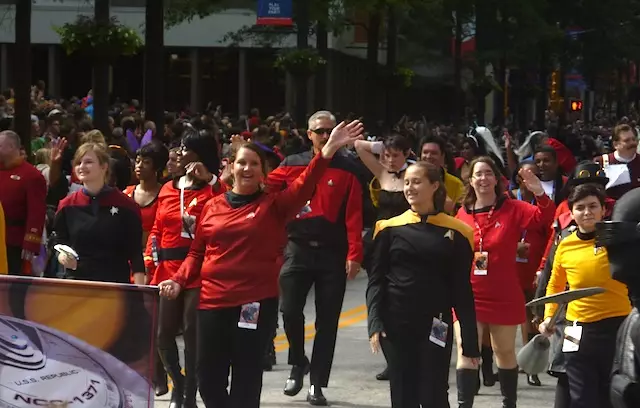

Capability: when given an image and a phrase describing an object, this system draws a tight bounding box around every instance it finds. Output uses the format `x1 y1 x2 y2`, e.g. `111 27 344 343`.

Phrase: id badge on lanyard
473 202 496 276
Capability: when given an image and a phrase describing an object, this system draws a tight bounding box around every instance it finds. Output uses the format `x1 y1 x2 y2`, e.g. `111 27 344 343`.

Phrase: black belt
157 247 189 262
6 218 25 226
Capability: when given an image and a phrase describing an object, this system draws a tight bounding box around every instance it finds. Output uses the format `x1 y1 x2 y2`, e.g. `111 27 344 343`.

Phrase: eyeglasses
310 128 333 135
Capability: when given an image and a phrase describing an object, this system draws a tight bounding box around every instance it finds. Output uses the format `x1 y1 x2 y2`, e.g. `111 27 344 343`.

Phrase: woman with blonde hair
53 143 145 284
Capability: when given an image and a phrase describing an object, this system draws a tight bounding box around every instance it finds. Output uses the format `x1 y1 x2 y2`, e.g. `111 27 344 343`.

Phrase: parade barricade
0 275 159 408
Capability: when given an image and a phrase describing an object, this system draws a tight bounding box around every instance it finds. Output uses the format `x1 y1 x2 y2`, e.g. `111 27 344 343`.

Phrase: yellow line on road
273 304 367 344
274 305 368 353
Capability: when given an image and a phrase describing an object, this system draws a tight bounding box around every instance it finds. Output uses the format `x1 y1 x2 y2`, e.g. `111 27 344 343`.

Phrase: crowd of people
2 85 640 408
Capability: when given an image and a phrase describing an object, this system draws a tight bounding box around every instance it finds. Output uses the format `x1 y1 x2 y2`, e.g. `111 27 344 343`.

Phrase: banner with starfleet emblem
256 0 293 26
0 275 159 408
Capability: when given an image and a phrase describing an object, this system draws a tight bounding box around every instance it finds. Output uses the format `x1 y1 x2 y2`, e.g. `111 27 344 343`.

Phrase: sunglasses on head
311 128 333 135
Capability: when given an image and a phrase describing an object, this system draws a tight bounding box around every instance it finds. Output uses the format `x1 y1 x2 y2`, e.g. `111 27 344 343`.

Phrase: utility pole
14 0 32 156
295 0 310 126
93 0 110 135
144 0 165 129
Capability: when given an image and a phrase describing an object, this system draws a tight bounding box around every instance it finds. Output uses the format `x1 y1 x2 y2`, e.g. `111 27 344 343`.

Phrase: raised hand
51 138 68 163
322 120 364 158
519 167 545 197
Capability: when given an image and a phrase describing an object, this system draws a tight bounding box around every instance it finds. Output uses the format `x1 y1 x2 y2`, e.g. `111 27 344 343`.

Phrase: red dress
455 194 555 325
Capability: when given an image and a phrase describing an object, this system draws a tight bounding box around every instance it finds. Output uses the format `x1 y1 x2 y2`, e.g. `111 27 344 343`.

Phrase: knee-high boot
481 346 497 387
457 369 478 408
498 367 519 408
159 348 185 408
183 347 198 408
154 349 169 396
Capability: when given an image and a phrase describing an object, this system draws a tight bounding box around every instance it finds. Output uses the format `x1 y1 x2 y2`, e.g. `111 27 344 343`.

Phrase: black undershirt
224 190 263 209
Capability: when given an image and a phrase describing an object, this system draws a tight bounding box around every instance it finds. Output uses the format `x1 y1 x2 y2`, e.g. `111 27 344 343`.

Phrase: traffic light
569 99 583 112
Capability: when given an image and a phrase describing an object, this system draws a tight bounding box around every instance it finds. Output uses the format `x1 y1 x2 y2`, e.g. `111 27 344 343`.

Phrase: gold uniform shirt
443 170 464 206
545 231 631 323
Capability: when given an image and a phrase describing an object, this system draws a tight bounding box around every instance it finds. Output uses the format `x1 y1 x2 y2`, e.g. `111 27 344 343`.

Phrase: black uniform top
367 210 480 358
53 186 144 284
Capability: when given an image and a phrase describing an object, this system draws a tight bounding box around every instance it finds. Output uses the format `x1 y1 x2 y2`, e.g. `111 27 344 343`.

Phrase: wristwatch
0 315 149 408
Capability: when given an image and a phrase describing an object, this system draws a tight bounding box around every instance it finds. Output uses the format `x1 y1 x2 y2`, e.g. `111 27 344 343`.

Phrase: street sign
257 0 293 26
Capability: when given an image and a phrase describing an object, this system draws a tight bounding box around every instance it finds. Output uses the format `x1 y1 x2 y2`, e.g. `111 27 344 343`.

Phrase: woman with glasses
145 127 225 408
454 156 555 408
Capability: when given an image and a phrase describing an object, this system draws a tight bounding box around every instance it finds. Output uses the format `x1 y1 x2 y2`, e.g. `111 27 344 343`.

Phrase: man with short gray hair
267 110 364 406
0 130 47 275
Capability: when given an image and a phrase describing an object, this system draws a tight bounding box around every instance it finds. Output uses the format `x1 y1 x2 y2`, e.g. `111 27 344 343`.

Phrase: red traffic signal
569 99 583 112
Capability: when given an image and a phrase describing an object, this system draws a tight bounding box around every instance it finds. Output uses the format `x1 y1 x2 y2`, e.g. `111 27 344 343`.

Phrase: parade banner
256 0 293 26
0 275 158 408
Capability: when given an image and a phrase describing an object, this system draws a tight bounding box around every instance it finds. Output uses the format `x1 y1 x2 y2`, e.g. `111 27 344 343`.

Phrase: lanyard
472 202 496 252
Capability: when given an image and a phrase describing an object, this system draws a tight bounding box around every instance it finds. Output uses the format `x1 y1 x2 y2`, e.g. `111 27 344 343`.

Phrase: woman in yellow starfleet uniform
540 183 631 408
367 161 480 408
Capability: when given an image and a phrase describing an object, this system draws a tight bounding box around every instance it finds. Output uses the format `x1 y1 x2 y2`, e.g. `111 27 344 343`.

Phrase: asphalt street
155 272 557 407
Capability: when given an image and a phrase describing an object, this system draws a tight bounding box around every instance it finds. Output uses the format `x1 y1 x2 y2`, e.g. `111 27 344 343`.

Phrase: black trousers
382 314 454 408
7 245 23 275
565 316 625 408
157 287 200 380
280 242 347 387
196 297 278 408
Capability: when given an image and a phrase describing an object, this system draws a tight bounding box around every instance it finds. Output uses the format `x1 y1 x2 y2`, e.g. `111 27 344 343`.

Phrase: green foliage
274 48 327 76
53 15 143 57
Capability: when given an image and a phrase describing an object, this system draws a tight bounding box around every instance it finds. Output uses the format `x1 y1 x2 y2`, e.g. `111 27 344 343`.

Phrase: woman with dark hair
144 127 226 408
454 156 555 408
367 161 480 408
355 133 413 381
540 184 631 408
418 135 464 214
122 141 169 396
158 120 364 408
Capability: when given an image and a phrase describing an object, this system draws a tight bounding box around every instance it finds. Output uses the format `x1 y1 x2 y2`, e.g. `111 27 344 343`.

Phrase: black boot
481 346 497 387
457 369 478 408
283 356 310 397
183 348 198 408
498 367 519 408
375 366 389 381
263 336 276 372
159 349 185 408
154 350 169 397
307 385 328 406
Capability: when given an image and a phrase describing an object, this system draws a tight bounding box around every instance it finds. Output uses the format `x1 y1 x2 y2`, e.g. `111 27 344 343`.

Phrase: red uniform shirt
173 154 331 309
123 185 159 233
145 180 225 287
266 150 363 263
456 194 555 325
0 159 46 253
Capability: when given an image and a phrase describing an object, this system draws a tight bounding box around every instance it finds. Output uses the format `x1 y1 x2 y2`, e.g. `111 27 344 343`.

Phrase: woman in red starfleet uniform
158 121 363 408
123 141 169 397
124 142 169 251
145 127 225 408
455 156 555 408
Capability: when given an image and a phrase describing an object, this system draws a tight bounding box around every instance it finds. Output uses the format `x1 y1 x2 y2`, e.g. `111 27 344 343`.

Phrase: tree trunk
365 11 381 127
14 0 31 156
385 4 397 125
314 3 328 110
453 9 463 125
294 0 310 127
93 0 110 136
144 0 165 130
